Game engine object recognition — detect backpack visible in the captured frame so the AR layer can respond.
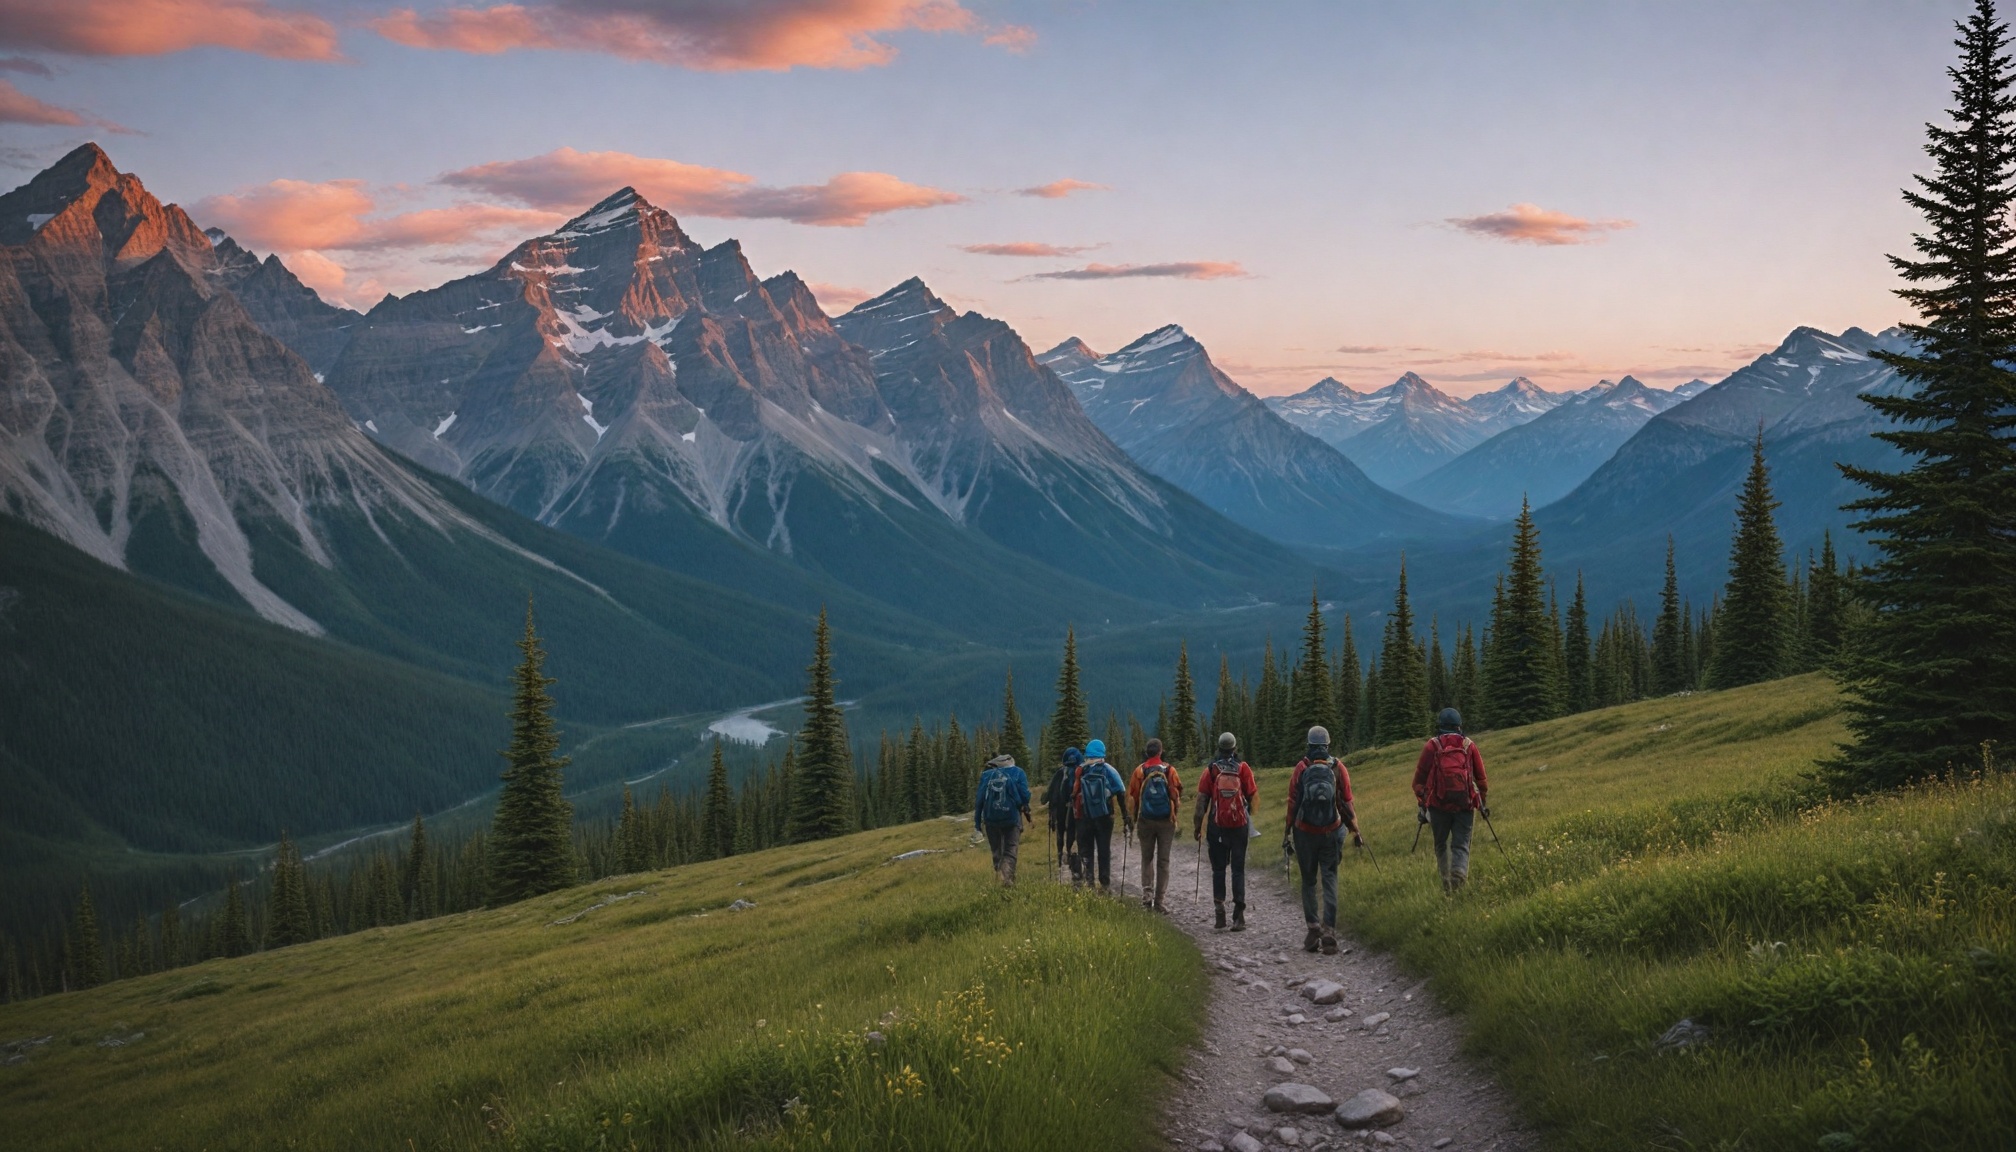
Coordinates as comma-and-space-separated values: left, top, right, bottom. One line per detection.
982, 769, 1019, 824
1079, 762, 1114, 819
1430, 736, 1477, 810
1139, 764, 1173, 821
1209, 759, 1248, 828
1296, 758, 1340, 828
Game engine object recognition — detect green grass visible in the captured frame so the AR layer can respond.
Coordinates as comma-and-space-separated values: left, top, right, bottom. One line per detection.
1267, 674, 2015, 1152
0, 819, 1202, 1151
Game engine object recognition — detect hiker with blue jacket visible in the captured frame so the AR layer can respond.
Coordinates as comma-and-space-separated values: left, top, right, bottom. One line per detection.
1045, 747, 1084, 883
975, 752, 1033, 886
1284, 725, 1360, 954
1127, 738, 1184, 912
1072, 739, 1131, 892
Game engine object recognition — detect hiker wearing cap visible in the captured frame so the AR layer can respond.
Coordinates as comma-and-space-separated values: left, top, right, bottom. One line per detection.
975, 752, 1033, 886
1413, 708, 1489, 893
1284, 724, 1360, 954
1127, 738, 1184, 912
1045, 747, 1084, 883
1194, 732, 1258, 931
1072, 739, 1130, 892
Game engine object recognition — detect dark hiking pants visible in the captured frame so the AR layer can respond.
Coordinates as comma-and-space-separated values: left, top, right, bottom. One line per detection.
1055, 815, 1078, 880
1430, 808, 1475, 886
1292, 828, 1342, 927
1206, 824, 1248, 906
984, 820, 1021, 885
1076, 815, 1114, 889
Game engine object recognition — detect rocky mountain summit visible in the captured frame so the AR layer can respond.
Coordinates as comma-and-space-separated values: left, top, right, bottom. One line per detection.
1267, 373, 1568, 489
203, 229, 360, 376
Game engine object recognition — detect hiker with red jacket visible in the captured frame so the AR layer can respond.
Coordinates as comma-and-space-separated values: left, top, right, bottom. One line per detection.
1413, 708, 1489, 893
1284, 725, 1360, 954
1193, 732, 1258, 931
1127, 739, 1183, 912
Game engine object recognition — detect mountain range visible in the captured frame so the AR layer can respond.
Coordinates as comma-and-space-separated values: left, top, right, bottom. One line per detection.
1266, 373, 1569, 488
1038, 326, 1467, 548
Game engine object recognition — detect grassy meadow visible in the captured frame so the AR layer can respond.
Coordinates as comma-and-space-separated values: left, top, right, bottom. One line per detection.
0, 819, 1202, 1151
1278, 673, 2016, 1152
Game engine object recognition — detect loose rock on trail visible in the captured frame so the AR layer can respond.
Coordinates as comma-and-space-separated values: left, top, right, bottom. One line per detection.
1133, 837, 1534, 1151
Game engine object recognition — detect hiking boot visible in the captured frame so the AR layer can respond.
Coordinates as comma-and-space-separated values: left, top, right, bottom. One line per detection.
1214, 902, 1227, 931
1320, 928, 1338, 955
1302, 924, 1321, 953
1231, 903, 1246, 932
1450, 871, 1468, 893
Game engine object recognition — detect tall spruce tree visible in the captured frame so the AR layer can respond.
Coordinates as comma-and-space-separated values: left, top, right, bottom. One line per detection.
702, 740, 735, 857
1377, 561, 1431, 742
1426, 619, 1451, 712
1452, 625, 1481, 719
488, 602, 577, 904
1563, 575, 1593, 713
1652, 538, 1688, 694
788, 609, 854, 841
999, 671, 1032, 768
1828, 0, 2016, 789
400, 815, 430, 913
615, 786, 649, 873
1051, 628, 1092, 755
1483, 500, 1562, 726
69, 881, 105, 989
1211, 655, 1238, 746
1289, 587, 1336, 744
266, 833, 313, 949
1707, 435, 1793, 688
1169, 644, 1198, 762
1335, 617, 1362, 752
221, 878, 252, 957
1807, 531, 1847, 662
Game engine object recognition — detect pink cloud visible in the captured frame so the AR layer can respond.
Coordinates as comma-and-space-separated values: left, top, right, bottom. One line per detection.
806, 280, 872, 311
371, 0, 1030, 71
440, 147, 963, 226
958, 241, 1095, 257
1017, 178, 1106, 199
0, 55, 52, 76
0, 77, 128, 131
0, 0, 341, 60
195, 179, 569, 253
1447, 202, 1634, 246
1025, 261, 1247, 281
1335, 344, 1390, 354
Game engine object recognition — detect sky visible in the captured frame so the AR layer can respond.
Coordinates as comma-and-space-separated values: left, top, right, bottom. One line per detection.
0, 0, 1974, 396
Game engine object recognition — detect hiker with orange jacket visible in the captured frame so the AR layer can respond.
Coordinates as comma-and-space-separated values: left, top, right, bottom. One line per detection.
1193, 732, 1258, 931
1413, 708, 1490, 893
1127, 739, 1183, 912
1284, 725, 1360, 954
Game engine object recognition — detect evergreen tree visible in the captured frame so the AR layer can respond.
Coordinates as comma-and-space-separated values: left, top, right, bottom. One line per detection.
1807, 530, 1847, 662
1211, 655, 1238, 746
1361, 655, 1381, 748
159, 902, 183, 971
1832, 0, 2016, 787
1050, 628, 1092, 755
1483, 499, 1563, 726
1563, 576, 1593, 713
1652, 538, 1689, 694
1335, 617, 1362, 753
999, 670, 1032, 769
221, 878, 252, 958
1452, 625, 1481, 720
1426, 619, 1450, 712
1377, 561, 1431, 742
615, 786, 649, 874
1170, 644, 1198, 762
69, 882, 105, 989
788, 609, 855, 841
703, 739, 736, 857
1707, 435, 1793, 688
266, 833, 313, 949
400, 815, 430, 914
488, 602, 577, 904
1104, 712, 1126, 765
1289, 587, 1335, 745
902, 720, 930, 820
940, 714, 970, 814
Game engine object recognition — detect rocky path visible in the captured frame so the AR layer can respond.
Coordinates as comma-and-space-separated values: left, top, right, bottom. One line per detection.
1118, 835, 1536, 1152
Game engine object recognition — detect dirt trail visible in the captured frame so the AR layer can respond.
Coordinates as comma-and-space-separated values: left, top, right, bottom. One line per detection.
1090, 831, 1537, 1151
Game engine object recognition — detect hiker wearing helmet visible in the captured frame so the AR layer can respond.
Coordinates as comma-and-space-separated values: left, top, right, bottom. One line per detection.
1284, 724, 1360, 954
1072, 739, 1131, 892
1127, 738, 1184, 912
975, 752, 1033, 886
1045, 747, 1084, 883
1194, 732, 1258, 931
1413, 708, 1489, 893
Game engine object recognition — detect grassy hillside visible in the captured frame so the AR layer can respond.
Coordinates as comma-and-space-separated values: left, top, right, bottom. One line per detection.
1261, 674, 2014, 1152
0, 819, 1203, 1152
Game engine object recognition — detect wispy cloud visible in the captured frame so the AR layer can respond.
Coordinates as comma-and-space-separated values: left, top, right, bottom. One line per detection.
806, 280, 873, 312
0, 77, 128, 131
1335, 344, 1390, 354
1024, 260, 1246, 281
440, 147, 964, 226
0, 0, 341, 60
1430, 348, 1579, 364
0, 55, 51, 75
1016, 178, 1106, 199
371, 0, 1032, 71
1447, 202, 1634, 246
958, 241, 1096, 257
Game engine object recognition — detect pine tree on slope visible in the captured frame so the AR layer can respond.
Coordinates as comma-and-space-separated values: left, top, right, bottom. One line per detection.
1170, 644, 1198, 763
788, 609, 855, 841
1708, 435, 1793, 689
1483, 500, 1562, 727
1564, 575, 1593, 714
702, 740, 735, 858
1335, 618, 1362, 753
266, 833, 313, 949
999, 671, 1032, 769
1289, 587, 1335, 745
1377, 561, 1431, 742
1652, 538, 1689, 695
488, 602, 577, 904
69, 881, 105, 989
1828, 0, 2016, 789
1807, 531, 1846, 663
1051, 628, 1092, 756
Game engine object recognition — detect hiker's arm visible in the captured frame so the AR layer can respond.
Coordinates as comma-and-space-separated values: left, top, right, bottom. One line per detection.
1411, 742, 1433, 803
1471, 743, 1489, 813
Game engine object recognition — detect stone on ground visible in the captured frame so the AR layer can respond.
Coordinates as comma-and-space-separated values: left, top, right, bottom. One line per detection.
1287, 1048, 1313, 1064
1324, 1006, 1352, 1022
1362, 1011, 1392, 1029
1304, 979, 1346, 1004
1387, 1067, 1420, 1081
1334, 1087, 1405, 1128
1230, 1132, 1264, 1152
1268, 1056, 1296, 1074
1263, 1082, 1337, 1115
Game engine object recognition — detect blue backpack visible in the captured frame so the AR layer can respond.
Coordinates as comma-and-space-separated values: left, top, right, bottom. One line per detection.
1079, 763, 1114, 819
981, 769, 1019, 824
1139, 764, 1173, 820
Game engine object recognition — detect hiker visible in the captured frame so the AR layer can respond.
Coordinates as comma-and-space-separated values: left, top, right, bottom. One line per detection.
1284, 725, 1361, 954
1413, 708, 1489, 893
1194, 732, 1258, 931
1046, 747, 1084, 883
1072, 739, 1131, 892
975, 752, 1032, 886
1127, 738, 1184, 912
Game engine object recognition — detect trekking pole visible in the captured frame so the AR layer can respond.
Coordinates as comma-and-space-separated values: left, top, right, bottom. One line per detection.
1357, 834, 1381, 870
1410, 820, 1424, 855
1480, 809, 1509, 860
1193, 833, 1202, 899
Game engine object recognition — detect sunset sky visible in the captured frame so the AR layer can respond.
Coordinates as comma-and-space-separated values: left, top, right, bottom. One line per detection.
0, 0, 1969, 395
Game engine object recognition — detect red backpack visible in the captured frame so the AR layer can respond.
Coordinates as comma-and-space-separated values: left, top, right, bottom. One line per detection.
1430, 735, 1477, 810
1209, 759, 1248, 827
